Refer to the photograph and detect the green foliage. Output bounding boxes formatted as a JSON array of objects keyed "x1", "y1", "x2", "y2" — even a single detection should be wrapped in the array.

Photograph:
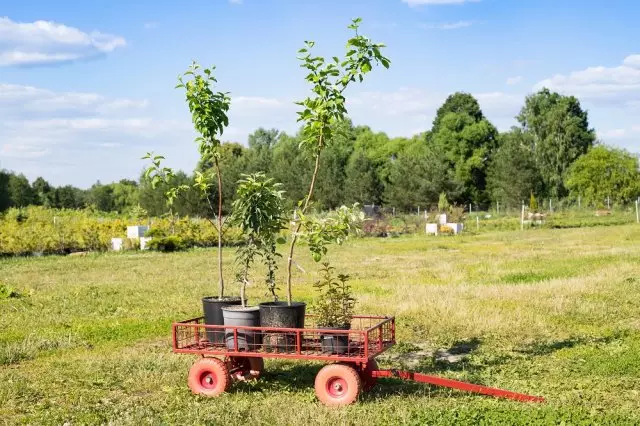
[
  {"x1": 487, "y1": 128, "x2": 543, "y2": 208},
  {"x1": 312, "y1": 263, "x2": 355, "y2": 327},
  {"x1": 8, "y1": 173, "x2": 36, "y2": 207},
  {"x1": 295, "y1": 18, "x2": 389, "y2": 157},
  {"x1": 384, "y1": 144, "x2": 461, "y2": 211},
  {"x1": 530, "y1": 193, "x2": 539, "y2": 212},
  {"x1": 438, "y1": 192, "x2": 450, "y2": 212},
  {"x1": 146, "y1": 236, "x2": 185, "y2": 252},
  {"x1": 565, "y1": 145, "x2": 640, "y2": 206},
  {"x1": 285, "y1": 18, "x2": 390, "y2": 304},
  {"x1": 448, "y1": 206, "x2": 465, "y2": 223},
  {"x1": 344, "y1": 148, "x2": 383, "y2": 205},
  {"x1": 299, "y1": 204, "x2": 365, "y2": 262},
  {"x1": 0, "y1": 170, "x2": 10, "y2": 212},
  {"x1": 0, "y1": 206, "x2": 243, "y2": 256},
  {"x1": 231, "y1": 173, "x2": 287, "y2": 302},
  {"x1": 0, "y1": 282, "x2": 20, "y2": 299},
  {"x1": 517, "y1": 88, "x2": 596, "y2": 197},
  {"x1": 176, "y1": 62, "x2": 230, "y2": 157},
  {"x1": 432, "y1": 92, "x2": 484, "y2": 133},
  {"x1": 429, "y1": 93, "x2": 499, "y2": 204}
]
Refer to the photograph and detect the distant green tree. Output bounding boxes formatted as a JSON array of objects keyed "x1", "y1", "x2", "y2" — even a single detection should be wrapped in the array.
[
  {"x1": 87, "y1": 181, "x2": 115, "y2": 211},
  {"x1": 112, "y1": 179, "x2": 139, "y2": 213},
  {"x1": 486, "y1": 129, "x2": 543, "y2": 209},
  {"x1": 0, "y1": 170, "x2": 10, "y2": 212},
  {"x1": 8, "y1": 173, "x2": 35, "y2": 207},
  {"x1": 384, "y1": 144, "x2": 461, "y2": 211},
  {"x1": 517, "y1": 88, "x2": 596, "y2": 198},
  {"x1": 54, "y1": 185, "x2": 85, "y2": 209},
  {"x1": 32, "y1": 177, "x2": 55, "y2": 207},
  {"x1": 429, "y1": 93, "x2": 499, "y2": 204},
  {"x1": 432, "y1": 92, "x2": 484, "y2": 133},
  {"x1": 246, "y1": 128, "x2": 279, "y2": 173},
  {"x1": 565, "y1": 145, "x2": 640, "y2": 206},
  {"x1": 344, "y1": 149, "x2": 383, "y2": 205},
  {"x1": 314, "y1": 120, "x2": 355, "y2": 210},
  {"x1": 271, "y1": 133, "x2": 312, "y2": 206}
]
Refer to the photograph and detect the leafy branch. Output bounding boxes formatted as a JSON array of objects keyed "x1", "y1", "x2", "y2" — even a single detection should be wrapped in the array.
[{"x1": 285, "y1": 18, "x2": 390, "y2": 304}]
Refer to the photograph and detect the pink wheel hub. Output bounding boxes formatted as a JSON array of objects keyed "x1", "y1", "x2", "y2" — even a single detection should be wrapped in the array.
[
  {"x1": 200, "y1": 372, "x2": 217, "y2": 389},
  {"x1": 327, "y1": 377, "x2": 348, "y2": 398}
]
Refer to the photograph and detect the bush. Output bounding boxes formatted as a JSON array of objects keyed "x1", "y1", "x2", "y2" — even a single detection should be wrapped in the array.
[
  {"x1": 0, "y1": 206, "x2": 245, "y2": 256},
  {"x1": 147, "y1": 236, "x2": 185, "y2": 252}
]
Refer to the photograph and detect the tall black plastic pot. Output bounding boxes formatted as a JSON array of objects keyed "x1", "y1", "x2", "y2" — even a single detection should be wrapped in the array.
[
  {"x1": 319, "y1": 324, "x2": 350, "y2": 355},
  {"x1": 222, "y1": 306, "x2": 261, "y2": 351},
  {"x1": 259, "y1": 301, "x2": 306, "y2": 352},
  {"x1": 202, "y1": 296, "x2": 244, "y2": 345}
]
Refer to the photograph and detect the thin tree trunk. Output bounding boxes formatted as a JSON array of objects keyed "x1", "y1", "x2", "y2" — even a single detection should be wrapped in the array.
[
  {"x1": 286, "y1": 145, "x2": 322, "y2": 305},
  {"x1": 214, "y1": 156, "x2": 224, "y2": 299}
]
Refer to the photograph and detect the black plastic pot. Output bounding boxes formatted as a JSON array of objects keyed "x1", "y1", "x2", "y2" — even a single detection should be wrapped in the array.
[
  {"x1": 259, "y1": 301, "x2": 306, "y2": 352},
  {"x1": 202, "y1": 296, "x2": 244, "y2": 345},
  {"x1": 222, "y1": 305, "x2": 261, "y2": 351},
  {"x1": 319, "y1": 324, "x2": 350, "y2": 355}
]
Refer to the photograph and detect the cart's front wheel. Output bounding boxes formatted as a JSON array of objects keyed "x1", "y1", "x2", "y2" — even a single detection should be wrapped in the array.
[
  {"x1": 187, "y1": 358, "x2": 231, "y2": 397},
  {"x1": 314, "y1": 364, "x2": 362, "y2": 407}
]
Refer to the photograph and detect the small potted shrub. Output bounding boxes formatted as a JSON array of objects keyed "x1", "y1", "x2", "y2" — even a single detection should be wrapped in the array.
[
  {"x1": 222, "y1": 173, "x2": 286, "y2": 351},
  {"x1": 313, "y1": 263, "x2": 355, "y2": 354}
]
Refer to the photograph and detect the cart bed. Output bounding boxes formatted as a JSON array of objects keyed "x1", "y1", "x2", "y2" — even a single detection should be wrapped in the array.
[{"x1": 172, "y1": 315, "x2": 395, "y2": 363}]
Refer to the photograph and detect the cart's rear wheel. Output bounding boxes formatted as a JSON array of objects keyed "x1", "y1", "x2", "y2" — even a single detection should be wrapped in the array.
[
  {"x1": 187, "y1": 357, "x2": 231, "y2": 397},
  {"x1": 360, "y1": 359, "x2": 378, "y2": 391},
  {"x1": 314, "y1": 363, "x2": 362, "y2": 407},
  {"x1": 226, "y1": 356, "x2": 264, "y2": 381}
]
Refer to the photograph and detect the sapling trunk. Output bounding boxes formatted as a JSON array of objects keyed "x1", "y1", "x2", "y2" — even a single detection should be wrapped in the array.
[
  {"x1": 214, "y1": 156, "x2": 224, "y2": 300},
  {"x1": 286, "y1": 143, "x2": 322, "y2": 305}
]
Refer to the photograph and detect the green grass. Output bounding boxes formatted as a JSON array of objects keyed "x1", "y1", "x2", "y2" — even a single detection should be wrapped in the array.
[{"x1": 2, "y1": 225, "x2": 640, "y2": 424}]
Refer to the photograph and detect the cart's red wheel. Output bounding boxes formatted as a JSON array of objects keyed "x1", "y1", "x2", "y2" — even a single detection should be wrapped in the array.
[
  {"x1": 314, "y1": 364, "x2": 362, "y2": 407},
  {"x1": 187, "y1": 357, "x2": 231, "y2": 397},
  {"x1": 226, "y1": 357, "x2": 264, "y2": 381},
  {"x1": 360, "y1": 359, "x2": 378, "y2": 391}
]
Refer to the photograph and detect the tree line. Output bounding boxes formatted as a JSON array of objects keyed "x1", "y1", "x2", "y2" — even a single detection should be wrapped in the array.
[{"x1": 2, "y1": 88, "x2": 639, "y2": 216}]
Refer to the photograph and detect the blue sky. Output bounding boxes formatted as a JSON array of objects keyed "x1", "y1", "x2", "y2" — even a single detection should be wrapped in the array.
[{"x1": 0, "y1": 0, "x2": 638, "y2": 187}]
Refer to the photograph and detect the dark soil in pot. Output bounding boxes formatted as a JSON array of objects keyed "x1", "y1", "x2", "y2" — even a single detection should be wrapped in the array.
[
  {"x1": 222, "y1": 305, "x2": 261, "y2": 351},
  {"x1": 202, "y1": 296, "x2": 244, "y2": 345},
  {"x1": 259, "y1": 301, "x2": 306, "y2": 352},
  {"x1": 319, "y1": 324, "x2": 350, "y2": 354}
]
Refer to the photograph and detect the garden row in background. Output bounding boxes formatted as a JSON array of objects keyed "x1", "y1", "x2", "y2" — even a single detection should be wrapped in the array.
[{"x1": 1, "y1": 202, "x2": 638, "y2": 257}]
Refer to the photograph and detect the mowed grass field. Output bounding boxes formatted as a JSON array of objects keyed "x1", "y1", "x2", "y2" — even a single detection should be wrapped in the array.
[{"x1": 2, "y1": 224, "x2": 640, "y2": 425}]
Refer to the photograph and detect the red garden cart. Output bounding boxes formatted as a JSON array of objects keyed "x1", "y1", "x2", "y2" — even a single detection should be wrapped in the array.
[{"x1": 172, "y1": 315, "x2": 544, "y2": 406}]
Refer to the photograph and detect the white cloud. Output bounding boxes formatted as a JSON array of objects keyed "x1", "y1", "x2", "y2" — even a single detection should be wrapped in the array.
[
  {"x1": 632, "y1": 125, "x2": 640, "y2": 133},
  {"x1": 403, "y1": 0, "x2": 479, "y2": 5},
  {"x1": 143, "y1": 22, "x2": 159, "y2": 30},
  {"x1": 0, "y1": 83, "x2": 147, "y2": 116},
  {"x1": 534, "y1": 54, "x2": 640, "y2": 105},
  {"x1": 506, "y1": 76, "x2": 523, "y2": 85},
  {"x1": 599, "y1": 128, "x2": 626, "y2": 139},
  {"x1": 229, "y1": 0, "x2": 243, "y2": 4},
  {"x1": 347, "y1": 88, "x2": 522, "y2": 135},
  {"x1": 421, "y1": 21, "x2": 474, "y2": 30},
  {"x1": 0, "y1": 16, "x2": 125, "y2": 66}
]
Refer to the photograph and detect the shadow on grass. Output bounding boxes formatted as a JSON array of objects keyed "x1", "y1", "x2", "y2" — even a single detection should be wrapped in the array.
[{"x1": 514, "y1": 331, "x2": 628, "y2": 356}]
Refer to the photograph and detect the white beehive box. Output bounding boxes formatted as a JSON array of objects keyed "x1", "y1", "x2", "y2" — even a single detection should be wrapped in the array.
[
  {"x1": 438, "y1": 214, "x2": 448, "y2": 225},
  {"x1": 127, "y1": 225, "x2": 149, "y2": 239},
  {"x1": 425, "y1": 223, "x2": 439, "y2": 235},
  {"x1": 140, "y1": 237, "x2": 153, "y2": 250},
  {"x1": 446, "y1": 223, "x2": 464, "y2": 234},
  {"x1": 111, "y1": 238, "x2": 124, "y2": 251}
]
